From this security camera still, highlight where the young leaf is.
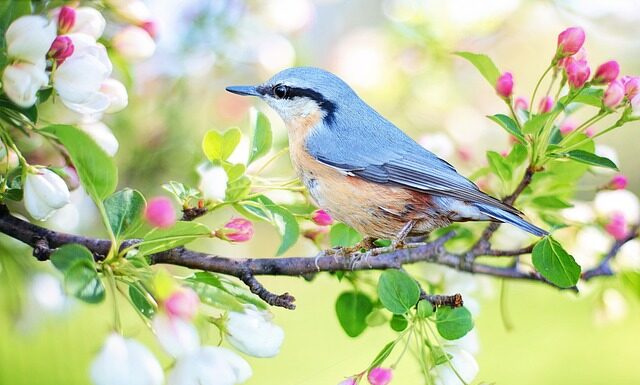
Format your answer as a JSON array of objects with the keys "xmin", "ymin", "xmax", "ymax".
[
  {"xmin": 560, "ymin": 87, "xmax": 604, "ymax": 108},
  {"xmin": 377, "ymin": 269, "xmax": 420, "ymax": 314},
  {"xmin": 329, "ymin": 223, "xmax": 362, "ymax": 248},
  {"xmin": 435, "ymin": 306, "xmax": 474, "ymax": 340},
  {"xmin": 487, "ymin": 114, "xmax": 524, "ymax": 143},
  {"xmin": 522, "ymin": 113, "xmax": 549, "ymax": 135},
  {"xmin": 561, "ymin": 150, "xmax": 619, "ymax": 170},
  {"xmin": 129, "ymin": 284, "xmax": 156, "ymax": 318},
  {"xmin": 225, "ymin": 176, "xmax": 251, "ymax": 201},
  {"xmin": 532, "ymin": 237, "xmax": 581, "ymax": 288},
  {"xmin": 368, "ymin": 341, "xmax": 396, "ymax": 370},
  {"xmin": 104, "ymin": 189, "xmax": 146, "ymax": 239},
  {"xmin": 242, "ymin": 195, "xmax": 299, "ymax": 255},
  {"xmin": 486, "ymin": 151, "xmax": 512, "ymax": 183},
  {"xmin": 65, "ymin": 261, "xmax": 105, "ymax": 304},
  {"xmin": 41, "ymin": 125, "xmax": 117, "ymax": 201},
  {"xmin": 416, "ymin": 299, "xmax": 434, "ymax": 318},
  {"xmin": 138, "ymin": 221, "xmax": 211, "ymax": 256},
  {"xmin": 389, "ymin": 314, "xmax": 408, "ymax": 332},
  {"xmin": 183, "ymin": 279, "xmax": 244, "ymax": 312},
  {"xmin": 454, "ymin": 51, "xmax": 500, "ymax": 87},
  {"xmin": 506, "ymin": 143, "xmax": 528, "ymax": 167},
  {"xmin": 189, "ymin": 272, "xmax": 267, "ymax": 310},
  {"xmin": 248, "ymin": 110, "xmax": 272, "ymax": 164},
  {"xmin": 531, "ymin": 196, "xmax": 573, "ymax": 209},
  {"xmin": 50, "ymin": 244, "xmax": 95, "ymax": 273},
  {"xmin": 335, "ymin": 291, "xmax": 374, "ymax": 337},
  {"xmin": 202, "ymin": 128, "xmax": 242, "ymax": 162}
]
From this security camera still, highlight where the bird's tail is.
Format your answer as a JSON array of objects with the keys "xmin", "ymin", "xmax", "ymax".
[{"xmin": 474, "ymin": 203, "xmax": 548, "ymax": 237}]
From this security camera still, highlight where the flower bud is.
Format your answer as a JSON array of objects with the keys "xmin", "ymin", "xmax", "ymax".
[
  {"xmin": 585, "ymin": 127, "xmax": 595, "ymax": 137},
  {"xmin": 79, "ymin": 121, "xmax": 119, "ymax": 156},
  {"xmin": 603, "ymin": 79, "xmax": 624, "ymax": 108},
  {"xmin": 631, "ymin": 94, "xmax": 640, "ymax": 118},
  {"xmin": 559, "ymin": 119, "xmax": 577, "ymax": 135},
  {"xmin": 538, "ymin": 96, "xmax": 554, "ymax": 113},
  {"xmin": 557, "ymin": 27, "xmax": 585, "ymax": 57},
  {"xmin": 48, "ymin": 36, "xmax": 74, "ymax": 66},
  {"xmin": 153, "ymin": 313, "xmax": 200, "ymax": 358},
  {"xmin": 100, "ymin": 78, "xmax": 129, "ymax": 113},
  {"xmin": 514, "ymin": 96, "xmax": 528, "ymax": 111},
  {"xmin": 605, "ymin": 212, "xmax": 629, "ymax": 240},
  {"xmin": 145, "ymin": 197, "xmax": 177, "ymax": 228},
  {"xmin": 90, "ymin": 333, "xmax": 164, "ymax": 385},
  {"xmin": 217, "ymin": 218, "xmax": 254, "ymax": 242},
  {"xmin": 565, "ymin": 59, "xmax": 590, "ymax": 89},
  {"xmin": 72, "ymin": 7, "xmax": 106, "ymax": 39},
  {"xmin": 303, "ymin": 226, "xmax": 329, "ymax": 243},
  {"xmin": 167, "ymin": 346, "xmax": 252, "ymax": 385},
  {"xmin": 24, "ymin": 168, "xmax": 71, "ymax": 221},
  {"xmin": 140, "ymin": 20, "xmax": 158, "ymax": 39},
  {"xmin": 593, "ymin": 60, "xmax": 620, "ymax": 84},
  {"xmin": 338, "ymin": 378, "xmax": 358, "ymax": 385},
  {"xmin": 495, "ymin": 72, "xmax": 513, "ymax": 99},
  {"xmin": 59, "ymin": 165, "xmax": 80, "ymax": 190},
  {"xmin": 6, "ymin": 15, "xmax": 57, "ymax": 63},
  {"xmin": 112, "ymin": 26, "xmax": 156, "ymax": 61},
  {"xmin": 609, "ymin": 174, "xmax": 628, "ymax": 190},
  {"xmin": 2, "ymin": 61, "xmax": 49, "ymax": 108},
  {"xmin": 164, "ymin": 287, "xmax": 200, "ymax": 321},
  {"xmin": 368, "ymin": 367, "xmax": 393, "ymax": 385},
  {"xmin": 226, "ymin": 305, "xmax": 285, "ymax": 358},
  {"xmin": 57, "ymin": 6, "xmax": 76, "ymax": 34},
  {"xmin": 311, "ymin": 209, "xmax": 333, "ymax": 226},
  {"xmin": 622, "ymin": 76, "xmax": 640, "ymax": 100}
]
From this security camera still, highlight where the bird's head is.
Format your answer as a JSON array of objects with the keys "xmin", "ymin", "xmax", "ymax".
[{"xmin": 226, "ymin": 67, "xmax": 356, "ymax": 125}]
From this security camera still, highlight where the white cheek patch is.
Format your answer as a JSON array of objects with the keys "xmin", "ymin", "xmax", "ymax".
[{"xmin": 267, "ymin": 97, "xmax": 321, "ymax": 122}]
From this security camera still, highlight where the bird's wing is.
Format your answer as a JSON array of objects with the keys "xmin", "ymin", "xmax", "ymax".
[{"xmin": 306, "ymin": 118, "xmax": 521, "ymax": 216}]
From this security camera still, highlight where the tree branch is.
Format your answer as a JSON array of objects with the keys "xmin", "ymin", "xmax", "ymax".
[{"xmin": 582, "ymin": 224, "xmax": 640, "ymax": 280}]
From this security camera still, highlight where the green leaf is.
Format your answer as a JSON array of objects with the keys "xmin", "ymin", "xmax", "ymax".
[
  {"xmin": 104, "ymin": 189, "xmax": 146, "ymax": 239},
  {"xmin": 522, "ymin": 113, "xmax": 549, "ymax": 135},
  {"xmin": 329, "ymin": 223, "xmax": 362, "ymax": 248},
  {"xmin": 184, "ymin": 278, "xmax": 244, "ymax": 312},
  {"xmin": 560, "ymin": 87, "xmax": 604, "ymax": 108},
  {"xmin": 138, "ymin": 221, "xmax": 211, "ymax": 256},
  {"xmin": 416, "ymin": 299, "xmax": 434, "ymax": 318},
  {"xmin": 189, "ymin": 272, "xmax": 267, "ymax": 310},
  {"xmin": 202, "ymin": 128, "xmax": 242, "ymax": 161},
  {"xmin": 506, "ymin": 143, "xmax": 528, "ymax": 167},
  {"xmin": 487, "ymin": 114, "xmax": 524, "ymax": 143},
  {"xmin": 532, "ymin": 237, "xmax": 581, "ymax": 288},
  {"xmin": 377, "ymin": 269, "xmax": 420, "ymax": 314},
  {"xmin": 389, "ymin": 314, "xmax": 408, "ymax": 331},
  {"xmin": 129, "ymin": 284, "xmax": 156, "ymax": 318},
  {"xmin": 365, "ymin": 309, "xmax": 388, "ymax": 327},
  {"xmin": 486, "ymin": 151, "xmax": 512, "ymax": 182},
  {"xmin": 50, "ymin": 244, "xmax": 95, "ymax": 273},
  {"xmin": 65, "ymin": 261, "xmax": 105, "ymax": 304},
  {"xmin": 224, "ymin": 163, "xmax": 246, "ymax": 182},
  {"xmin": 225, "ymin": 176, "xmax": 251, "ymax": 201},
  {"xmin": 335, "ymin": 291, "xmax": 374, "ymax": 337},
  {"xmin": 162, "ymin": 181, "xmax": 201, "ymax": 203},
  {"xmin": 531, "ymin": 196, "xmax": 573, "ymax": 209},
  {"xmin": 454, "ymin": 51, "xmax": 500, "ymax": 86},
  {"xmin": 248, "ymin": 110, "xmax": 272, "ymax": 164},
  {"xmin": 435, "ymin": 307, "xmax": 474, "ymax": 340},
  {"xmin": 369, "ymin": 341, "xmax": 395, "ymax": 370},
  {"xmin": 557, "ymin": 150, "xmax": 619, "ymax": 170},
  {"xmin": 244, "ymin": 195, "xmax": 299, "ymax": 255},
  {"xmin": 41, "ymin": 125, "xmax": 117, "ymax": 201}
]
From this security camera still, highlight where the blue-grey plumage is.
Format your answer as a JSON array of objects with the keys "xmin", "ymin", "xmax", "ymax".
[{"xmin": 226, "ymin": 67, "xmax": 547, "ymax": 239}]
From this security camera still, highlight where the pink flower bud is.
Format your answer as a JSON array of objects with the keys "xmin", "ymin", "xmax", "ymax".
[
  {"xmin": 60, "ymin": 165, "xmax": 80, "ymax": 190},
  {"xmin": 565, "ymin": 58, "xmax": 590, "ymax": 89},
  {"xmin": 593, "ymin": 61, "xmax": 620, "ymax": 84},
  {"xmin": 584, "ymin": 127, "xmax": 595, "ymax": 137},
  {"xmin": 514, "ymin": 96, "xmax": 528, "ymax": 111},
  {"xmin": 605, "ymin": 212, "xmax": 629, "ymax": 240},
  {"xmin": 218, "ymin": 218, "xmax": 254, "ymax": 242},
  {"xmin": 631, "ymin": 94, "xmax": 640, "ymax": 118},
  {"xmin": 609, "ymin": 174, "xmax": 628, "ymax": 190},
  {"xmin": 145, "ymin": 196, "xmax": 177, "ymax": 228},
  {"xmin": 57, "ymin": 6, "xmax": 76, "ymax": 34},
  {"xmin": 538, "ymin": 96, "xmax": 554, "ymax": 113},
  {"xmin": 495, "ymin": 72, "xmax": 513, "ymax": 99},
  {"xmin": 621, "ymin": 76, "xmax": 640, "ymax": 99},
  {"xmin": 557, "ymin": 27, "xmax": 585, "ymax": 57},
  {"xmin": 368, "ymin": 367, "xmax": 393, "ymax": 385},
  {"xmin": 48, "ymin": 35, "xmax": 74, "ymax": 66},
  {"xmin": 557, "ymin": 48, "xmax": 587, "ymax": 69},
  {"xmin": 165, "ymin": 287, "xmax": 200, "ymax": 320},
  {"xmin": 559, "ymin": 119, "xmax": 577, "ymax": 135},
  {"xmin": 303, "ymin": 226, "xmax": 329, "ymax": 242},
  {"xmin": 140, "ymin": 20, "xmax": 158, "ymax": 39},
  {"xmin": 311, "ymin": 209, "xmax": 333, "ymax": 226},
  {"xmin": 603, "ymin": 79, "xmax": 624, "ymax": 108},
  {"xmin": 338, "ymin": 378, "xmax": 357, "ymax": 385}
]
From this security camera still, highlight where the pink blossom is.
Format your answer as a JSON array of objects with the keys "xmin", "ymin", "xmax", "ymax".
[
  {"xmin": 368, "ymin": 367, "xmax": 393, "ymax": 385},
  {"xmin": 557, "ymin": 27, "xmax": 585, "ymax": 57},
  {"xmin": 559, "ymin": 119, "xmax": 577, "ymax": 135},
  {"xmin": 219, "ymin": 218, "xmax": 254, "ymax": 242},
  {"xmin": 48, "ymin": 35, "xmax": 74, "ymax": 66},
  {"xmin": 585, "ymin": 127, "xmax": 596, "ymax": 137},
  {"xmin": 631, "ymin": 94, "xmax": 640, "ymax": 118},
  {"xmin": 514, "ymin": 96, "xmax": 528, "ymax": 111},
  {"xmin": 495, "ymin": 72, "xmax": 513, "ymax": 99},
  {"xmin": 338, "ymin": 378, "xmax": 357, "ymax": 385},
  {"xmin": 603, "ymin": 79, "xmax": 624, "ymax": 108},
  {"xmin": 538, "ymin": 96, "xmax": 554, "ymax": 113},
  {"xmin": 312, "ymin": 209, "xmax": 334, "ymax": 226},
  {"xmin": 605, "ymin": 212, "xmax": 629, "ymax": 240},
  {"xmin": 145, "ymin": 197, "xmax": 177, "ymax": 228},
  {"xmin": 165, "ymin": 287, "xmax": 200, "ymax": 321},
  {"xmin": 621, "ymin": 76, "xmax": 640, "ymax": 99},
  {"xmin": 140, "ymin": 20, "xmax": 158, "ymax": 39},
  {"xmin": 57, "ymin": 6, "xmax": 76, "ymax": 34},
  {"xmin": 609, "ymin": 174, "xmax": 628, "ymax": 190},
  {"xmin": 303, "ymin": 227, "xmax": 329, "ymax": 242},
  {"xmin": 593, "ymin": 61, "xmax": 620, "ymax": 84},
  {"xmin": 565, "ymin": 58, "xmax": 590, "ymax": 89}
]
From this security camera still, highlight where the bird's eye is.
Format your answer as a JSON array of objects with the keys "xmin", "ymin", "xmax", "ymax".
[{"xmin": 273, "ymin": 84, "xmax": 289, "ymax": 99}]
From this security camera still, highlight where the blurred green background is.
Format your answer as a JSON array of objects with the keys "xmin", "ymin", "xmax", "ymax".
[{"xmin": 2, "ymin": 0, "xmax": 640, "ymax": 384}]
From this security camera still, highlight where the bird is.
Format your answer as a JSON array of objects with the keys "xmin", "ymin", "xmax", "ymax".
[{"xmin": 226, "ymin": 67, "xmax": 546, "ymax": 247}]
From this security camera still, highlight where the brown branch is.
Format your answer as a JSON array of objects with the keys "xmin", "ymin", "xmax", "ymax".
[
  {"xmin": 421, "ymin": 293, "xmax": 464, "ymax": 308},
  {"xmin": 582, "ymin": 224, "xmax": 640, "ymax": 281}
]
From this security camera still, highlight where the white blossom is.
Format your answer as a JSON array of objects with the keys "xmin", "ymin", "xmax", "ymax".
[
  {"xmin": 152, "ymin": 312, "xmax": 200, "ymax": 358},
  {"xmin": 5, "ymin": 15, "xmax": 56, "ymax": 63},
  {"xmin": 431, "ymin": 347, "xmax": 479, "ymax": 385},
  {"xmin": 594, "ymin": 189, "xmax": 640, "ymax": 223},
  {"xmin": 101, "ymin": 78, "xmax": 129, "ymax": 113},
  {"xmin": 79, "ymin": 120, "xmax": 120, "ymax": 156},
  {"xmin": 197, "ymin": 163, "xmax": 228, "ymax": 201},
  {"xmin": 71, "ymin": 7, "xmax": 106, "ymax": 39},
  {"xmin": 1, "ymin": 60, "xmax": 49, "ymax": 108},
  {"xmin": 168, "ymin": 346, "xmax": 252, "ymax": 385},
  {"xmin": 226, "ymin": 305, "xmax": 285, "ymax": 358},
  {"xmin": 23, "ymin": 168, "xmax": 71, "ymax": 221},
  {"xmin": 112, "ymin": 26, "xmax": 156, "ymax": 61}
]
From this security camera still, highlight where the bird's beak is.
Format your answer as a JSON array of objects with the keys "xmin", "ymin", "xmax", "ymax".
[{"xmin": 225, "ymin": 85, "xmax": 262, "ymax": 97}]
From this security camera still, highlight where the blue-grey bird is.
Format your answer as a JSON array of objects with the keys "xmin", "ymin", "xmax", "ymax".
[{"xmin": 226, "ymin": 67, "xmax": 546, "ymax": 244}]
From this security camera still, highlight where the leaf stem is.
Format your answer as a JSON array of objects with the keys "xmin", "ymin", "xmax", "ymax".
[{"xmin": 530, "ymin": 64, "xmax": 554, "ymax": 111}]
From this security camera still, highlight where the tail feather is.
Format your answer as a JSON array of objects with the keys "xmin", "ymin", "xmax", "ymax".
[{"xmin": 475, "ymin": 203, "xmax": 547, "ymax": 237}]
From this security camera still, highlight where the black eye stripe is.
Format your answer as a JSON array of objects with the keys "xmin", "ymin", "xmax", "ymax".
[{"xmin": 258, "ymin": 85, "xmax": 337, "ymax": 124}]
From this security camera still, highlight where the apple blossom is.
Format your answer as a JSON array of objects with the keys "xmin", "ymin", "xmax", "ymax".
[
  {"xmin": 113, "ymin": 0, "xmax": 153, "ymax": 24},
  {"xmin": 57, "ymin": 6, "xmax": 76, "ymax": 34},
  {"xmin": 153, "ymin": 312, "xmax": 200, "ymax": 358},
  {"xmin": 495, "ymin": 72, "xmax": 513, "ymax": 99},
  {"xmin": 167, "ymin": 346, "xmax": 252, "ymax": 385},
  {"xmin": 622, "ymin": 76, "xmax": 640, "ymax": 99},
  {"xmin": 609, "ymin": 174, "xmax": 628, "ymax": 190},
  {"xmin": 78, "ymin": 120, "xmax": 120, "ymax": 156},
  {"xmin": 593, "ymin": 61, "xmax": 620, "ymax": 84},
  {"xmin": 217, "ymin": 218, "xmax": 254, "ymax": 243},
  {"xmin": 538, "ymin": 96, "xmax": 554, "ymax": 113},
  {"xmin": 559, "ymin": 119, "xmax": 577, "ymax": 135},
  {"xmin": 565, "ymin": 59, "xmax": 590, "ymax": 89},
  {"xmin": 514, "ymin": 96, "xmax": 528, "ymax": 111},
  {"xmin": 100, "ymin": 78, "xmax": 129, "ymax": 113},
  {"xmin": 165, "ymin": 287, "xmax": 200, "ymax": 320},
  {"xmin": 23, "ymin": 168, "xmax": 71, "ymax": 221},
  {"xmin": 90, "ymin": 333, "xmax": 164, "ymax": 385},
  {"xmin": 66, "ymin": 7, "xmax": 106, "ymax": 39},
  {"xmin": 338, "ymin": 378, "xmax": 358, "ymax": 385},
  {"xmin": 557, "ymin": 27, "xmax": 585, "ymax": 57},
  {"xmin": 112, "ymin": 26, "xmax": 156, "ymax": 61},
  {"xmin": 226, "ymin": 305, "xmax": 285, "ymax": 357},
  {"xmin": 145, "ymin": 197, "xmax": 177, "ymax": 228},
  {"xmin": 312, "ymin": 209, "xmax": 334, "ymax": 226},
  {"xmin": 48, "ymin": 36, "xmax": 74, "ymax": 66},
  {"xmin": 631, "ymin": 94, "xmax": 640, "ymax": 118},
  {"xmin": 603, "ymin": 79, "xmax": 624, "ymax": 108},
  {"xmin": 594, "ymin": 189, "xmax": 640, "ymax": 223},
  {"xmin": 605, "ymin": 212, "xmax": 629, "ymax": 240},
  {"xmin": 431, "ymin": 347, "xmax": 479, "ymax": 385},
  {"xmin": 5, "ymin": 15, "xmax": 56, "ymax": 63},
  {"xmin": 141, "ymin": 20, "xmax": 159, "ymax": 39},
  {"xmin": 197, "ymin": 164, "xmax": 228, "ymax": 201},
  {"xmin": 2, "ymin": 61, "xmax": 48, "ymax": 108},
  {"xmin": 368, "ymin": 367, "xmax": 393, "ymax": 385}
]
